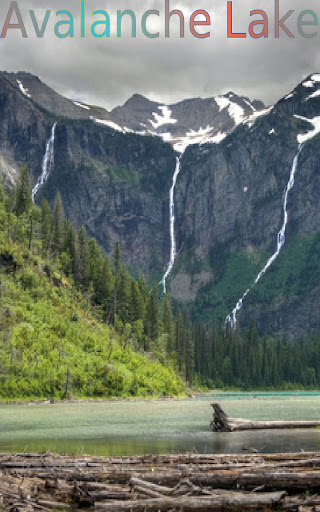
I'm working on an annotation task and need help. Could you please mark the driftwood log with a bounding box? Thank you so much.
[211,403,320,432]
[1,452,320,510]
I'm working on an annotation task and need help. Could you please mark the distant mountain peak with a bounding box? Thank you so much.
[124,93,159,109]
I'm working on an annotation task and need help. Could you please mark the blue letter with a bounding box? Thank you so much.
[55,10,74,38]
[117,10,136,38]
[81,0,85,37]
[142,10,159,38]
[29,10,51,38]
[297,10,318,38]
[91,10,110,38]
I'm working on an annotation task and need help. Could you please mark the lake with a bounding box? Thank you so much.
[0,392,320,456]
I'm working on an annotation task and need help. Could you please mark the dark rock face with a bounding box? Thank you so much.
[1,70,320,339]
[0,74,53,186]
[3,71,110,121]
[46,121,176,276]
[172,75,320,337]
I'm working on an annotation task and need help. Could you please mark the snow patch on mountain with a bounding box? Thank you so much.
[73,101,90,110]
[243,98,256,111]
[215,97,230,111]
[16,79,31,98]
[215,95,254,127]
[245,107,274,128]
[228,102,245,125]
[306,90,320,101]
[285,93,294,100]
[302,74,320,88]
[92,118,124,132]
[172,126,227,153]
[295,115,320,143]
[150,106,177,129]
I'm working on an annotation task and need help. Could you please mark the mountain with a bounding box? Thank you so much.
[109,92,264,151]
[1,71,265,151]
[0,70,320,340]
[173,74,320,336]
[3,71,110,121]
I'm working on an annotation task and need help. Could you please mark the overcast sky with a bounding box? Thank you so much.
[0,0,319,109]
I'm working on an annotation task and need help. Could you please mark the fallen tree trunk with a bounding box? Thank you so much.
[1,452,320,510]
[95,491,287,511]
[211,403,320,431]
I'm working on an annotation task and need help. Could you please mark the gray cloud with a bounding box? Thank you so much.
[0,0,319,109]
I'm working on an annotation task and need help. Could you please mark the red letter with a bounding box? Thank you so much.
[190,10,211,39]
[227,1,246,38]
[1,1,27,38]
[249,9,268,38]
[275,0,294,38]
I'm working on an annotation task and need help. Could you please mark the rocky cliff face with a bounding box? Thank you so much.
[173,74,320,337]
[1,70,320,339]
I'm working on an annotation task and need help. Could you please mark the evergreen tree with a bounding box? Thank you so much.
[77,226,89,285]
[95,255,114,313]
[137,277,148,310]
[113,241,122,275]
[175,311,185,374]
[15,165,32,216]
[85,238,104,291]
[65,223,80,280]
[28,206,40,251]
[130,280,144,323]
[145,285,160,344]
[117,267,131,324]
[162,294,175,356]
[52,192,65,254]
[185,329,195,383]
[41,199,52,255]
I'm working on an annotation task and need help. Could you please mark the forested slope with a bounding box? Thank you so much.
[0,170,185,399]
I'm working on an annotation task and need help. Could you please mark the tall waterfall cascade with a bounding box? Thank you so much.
[160,156,182,294]
[226,144,303,329]
[32,123,57,203]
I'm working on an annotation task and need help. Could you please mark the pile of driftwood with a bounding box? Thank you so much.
[211,403,320,432]
[1,452,320,511]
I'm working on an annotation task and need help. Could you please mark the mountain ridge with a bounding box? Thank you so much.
[0,70,265,152]
[1,70,320,339]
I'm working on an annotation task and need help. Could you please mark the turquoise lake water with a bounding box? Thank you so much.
[0,392,319,455]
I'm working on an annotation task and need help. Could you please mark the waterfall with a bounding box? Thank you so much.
[226,144,303,329]
[32,123,57,203]
[160,155,182,294]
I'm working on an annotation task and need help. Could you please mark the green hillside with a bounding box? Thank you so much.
[0,172,184,400]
